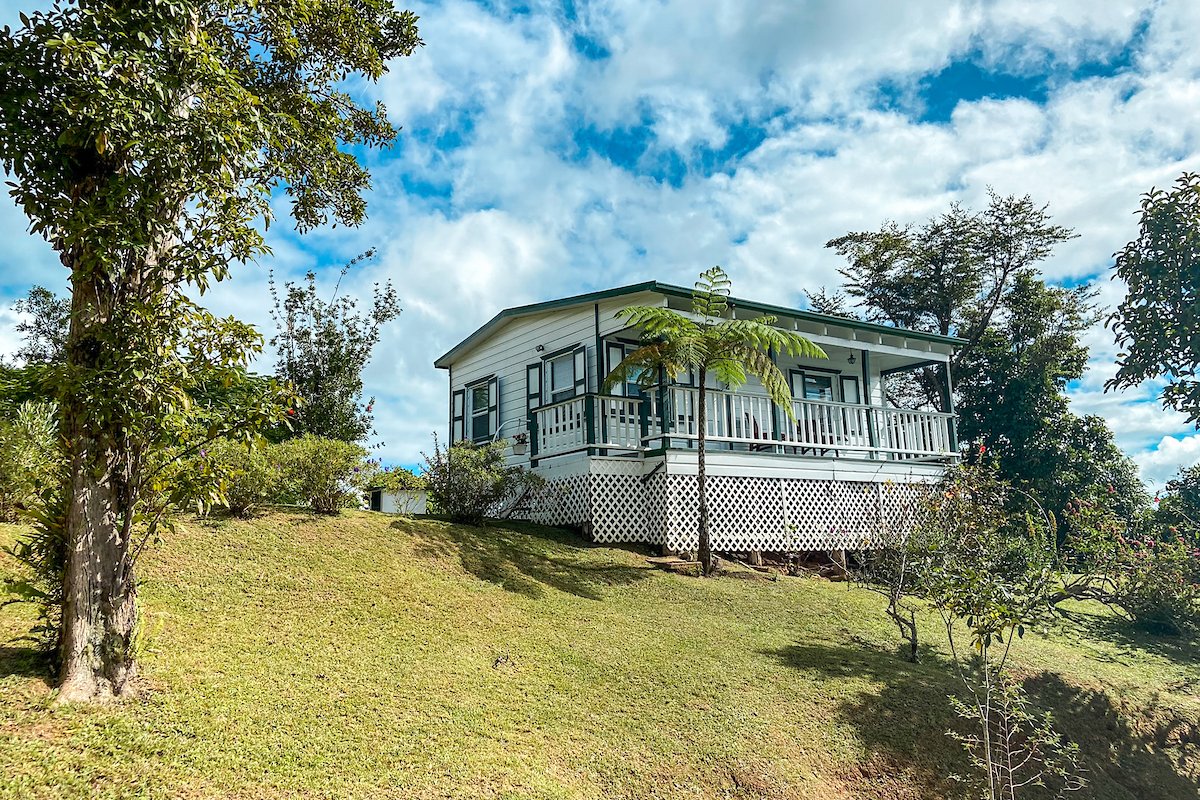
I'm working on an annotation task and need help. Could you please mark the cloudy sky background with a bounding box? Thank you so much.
[0,0,1198,485]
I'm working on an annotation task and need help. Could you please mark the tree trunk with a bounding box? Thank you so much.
[696,368,712,575]
[56,278,139,702]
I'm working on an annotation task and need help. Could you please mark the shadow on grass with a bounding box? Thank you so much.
[0,643,49,680]
[765,641,1200,800]
[397,518,650,601]
[764,642,966,798]
[1054,607,1198,671]
[1028,672,1200,799]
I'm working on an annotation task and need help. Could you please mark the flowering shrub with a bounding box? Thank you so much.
[1061,498,1200,635]
[1115,532,1200,634]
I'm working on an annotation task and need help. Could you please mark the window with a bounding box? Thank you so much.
[470,384,491,442]
[606,341,647,397]
[791,370,837,402]
[548,352,574,403]
[840,376,861,404]
[802,373,834,401]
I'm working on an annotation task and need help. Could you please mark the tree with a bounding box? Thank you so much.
[1109,172,1200,425]
[954,274,1147,522]
[603,267,826,574]
[911,466,1084,799]
[269,251,400,443]
[12,286,70,365]
[824,195,1138,522]
[0,2,420,701]
[825,191,1075,410]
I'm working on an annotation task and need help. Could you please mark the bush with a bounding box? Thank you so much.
[422,436,542,525]
[203,438,278,517]
[274,434,369,513]
[1061,498,1200,636]
[0,402,60,523]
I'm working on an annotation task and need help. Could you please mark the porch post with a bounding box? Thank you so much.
[862,348,880,459]
[528,408,539,466]
[584,393,597,454]
[942,361,958,452]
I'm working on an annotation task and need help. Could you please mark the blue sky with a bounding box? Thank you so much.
[1,0,1198,486]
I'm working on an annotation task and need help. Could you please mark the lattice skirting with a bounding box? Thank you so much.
[527,465,930,551]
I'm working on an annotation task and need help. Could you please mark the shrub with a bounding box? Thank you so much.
[274,434,369,513]
[1061,498,1200,636]
[203,438,278,517]
[0,402,60,523]
[422,436,542,525]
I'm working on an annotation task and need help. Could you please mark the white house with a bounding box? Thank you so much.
[434,281,961,554]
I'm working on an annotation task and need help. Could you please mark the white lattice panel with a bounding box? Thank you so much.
[661,475,934,553]
[529,459,936,554]
[527,475,588,528]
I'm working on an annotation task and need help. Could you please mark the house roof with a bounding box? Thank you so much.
[433,280,966,368]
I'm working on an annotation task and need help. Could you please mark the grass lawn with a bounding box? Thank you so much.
[1,510,1198,799]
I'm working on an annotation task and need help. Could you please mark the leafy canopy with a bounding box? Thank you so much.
[604,266,826,413]
[1109,171,1200,425]
[269,250,401,444]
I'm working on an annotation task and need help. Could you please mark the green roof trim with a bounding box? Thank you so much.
[433,280,965,368]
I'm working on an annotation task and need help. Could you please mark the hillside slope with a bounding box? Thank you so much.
[1,511,1197,799]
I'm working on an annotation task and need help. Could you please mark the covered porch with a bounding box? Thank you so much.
[528,384,956,464]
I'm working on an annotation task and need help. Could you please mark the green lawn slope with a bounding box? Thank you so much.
[1,511,1197,799]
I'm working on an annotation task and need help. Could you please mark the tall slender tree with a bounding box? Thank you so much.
[604,267,825,574]
[0,2,420,701]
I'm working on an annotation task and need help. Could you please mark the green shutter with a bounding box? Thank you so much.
[526,362,541,412]
[573,344,587,396]
[487,376,499,439]
[451,388,466,443]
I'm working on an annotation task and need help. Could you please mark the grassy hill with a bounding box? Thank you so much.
[1,511,1197,799]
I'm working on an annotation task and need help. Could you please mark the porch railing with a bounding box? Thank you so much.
[528,387,955,462]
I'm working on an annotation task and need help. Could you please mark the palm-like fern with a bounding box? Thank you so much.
[604,267,827,573]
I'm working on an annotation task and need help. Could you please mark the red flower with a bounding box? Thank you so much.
[978,444,987,455]
[287,409,296,417]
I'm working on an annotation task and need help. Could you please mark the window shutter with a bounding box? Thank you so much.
[487,376,499,437]
[605,341,626,395]
[451,388,466,443]
[573,344,588,396]
[526,362,541,412]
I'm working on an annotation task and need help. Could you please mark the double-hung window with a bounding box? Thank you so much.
[470,384,491,442]
[548,352,575,404]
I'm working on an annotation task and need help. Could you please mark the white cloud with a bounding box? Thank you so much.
[1135,433,1200,489]
[1,0,1199,473]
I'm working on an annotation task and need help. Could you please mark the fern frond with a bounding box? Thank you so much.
[692,266,731,322]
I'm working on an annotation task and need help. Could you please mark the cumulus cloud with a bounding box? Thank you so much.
[1,0,1198,470]
[1135,433,1200,489]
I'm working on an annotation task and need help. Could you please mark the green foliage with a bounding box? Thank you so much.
[1062,497,1199,636]
[12,286,69,365]
[269,252,401,443]
[0,402,64,655]
[197,439,278,518]
[0,402,60,523]
[905,465,1083,799]
[0,1,419,689]
[604,267,825,573]
[373,464,426,492]
[913,465,1061,651]
[422,437,543,526]
[1109,172,1200,425]
[274,435,370,514]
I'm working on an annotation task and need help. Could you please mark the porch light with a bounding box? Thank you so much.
[847,353,857,365]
